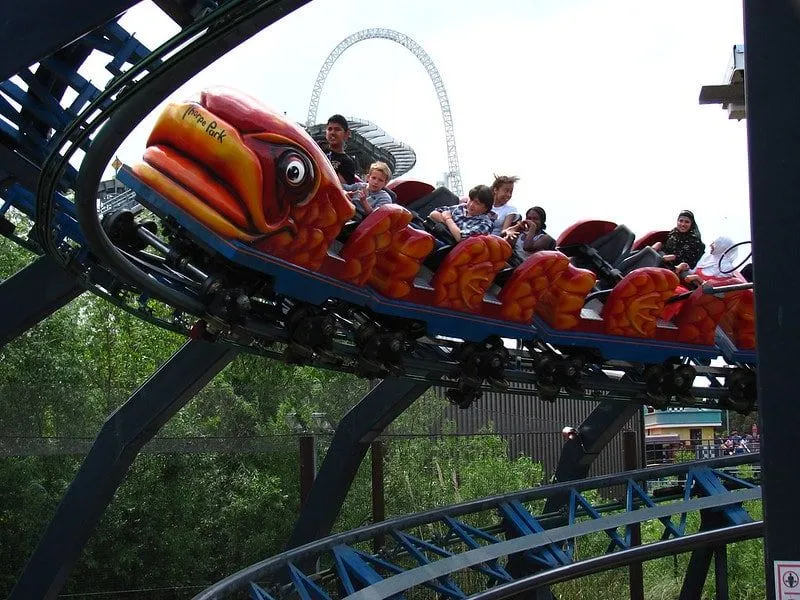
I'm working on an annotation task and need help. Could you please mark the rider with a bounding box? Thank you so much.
[343,161,393,220]
[429,184,494,243]
[489,175,520,236]
[503,206,556,263]
[322,114,358,185]
[655,209,705,273]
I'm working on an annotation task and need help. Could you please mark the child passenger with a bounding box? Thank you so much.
[429,184,494,242]
[343,161,393,220]
[489,175,520,236]
[502,206,556,263]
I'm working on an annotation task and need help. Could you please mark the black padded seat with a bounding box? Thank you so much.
[617,246,664,276]
[593,224,635,267]
[336,219,361,244]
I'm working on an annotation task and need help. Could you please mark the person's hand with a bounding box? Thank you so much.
[652,242,663,252]
[675,262,690,273]
[661,253,676,263]
[683,273,701,284]
[429,211,445,223]
[442,210,452,221]
[504,230,520,243]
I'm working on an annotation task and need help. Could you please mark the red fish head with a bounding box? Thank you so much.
[134,87,354,269]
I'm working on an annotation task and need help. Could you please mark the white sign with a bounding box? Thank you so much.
[775,561,800,599]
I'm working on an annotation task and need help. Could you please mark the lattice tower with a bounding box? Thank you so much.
[306,28,463,195]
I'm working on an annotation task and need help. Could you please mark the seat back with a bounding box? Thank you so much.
[387,179,435,207]
[617,246,663,276]
[632,230,668,251]
[592,224,635,267]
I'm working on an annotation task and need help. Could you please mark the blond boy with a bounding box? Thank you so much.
[343,161,393,219]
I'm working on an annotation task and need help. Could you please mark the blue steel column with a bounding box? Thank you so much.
[287,378,430,549]
[744,0,800,597]
[10,340,238,600]
[0,0,139,81]
[0,255,83,346]
[543,399,640,513]
[743,1,800,597]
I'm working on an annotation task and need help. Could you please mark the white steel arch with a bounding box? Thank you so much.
[307,28,463,195]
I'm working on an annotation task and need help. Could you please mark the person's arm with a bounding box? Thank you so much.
[523,232,555,253]
[502,221,525,243]
[442,211,463,241]
[500,213,517,233]
[358,190,372,215]
[429,209,446,223]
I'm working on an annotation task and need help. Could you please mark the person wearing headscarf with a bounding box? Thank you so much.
[503,206,556,264]
[691,236,738,280]
[660,209,705,270]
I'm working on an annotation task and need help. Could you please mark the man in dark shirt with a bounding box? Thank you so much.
[324,114,357,185]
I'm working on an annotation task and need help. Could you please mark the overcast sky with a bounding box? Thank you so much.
[109,0,748,247]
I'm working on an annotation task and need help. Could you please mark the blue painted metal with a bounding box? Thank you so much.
[443,517,513,583]
[391,531,465,598]
[743,1,800,596]
[288,563,332,600]
[544,399,641,514]
[249,583,276,600]
[625,479,682,542]
[0,0,140,81]
[467,524,762,600]
[193,456,761,600]
[0,255,83,346]
[287,378,431,549]
[118,167,748,365]
[10,340,238,600]
[0,3,770,597]
[567,489,627,552]
[332,545,384,594]
[499,500,571,568]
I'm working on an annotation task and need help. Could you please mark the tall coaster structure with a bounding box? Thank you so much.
[0,1,792,599]
[306,28,463,195]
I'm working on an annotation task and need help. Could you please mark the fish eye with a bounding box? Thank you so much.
[279,152,312,187]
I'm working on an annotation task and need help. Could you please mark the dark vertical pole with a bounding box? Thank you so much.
[623,430,644,600]
[544,399,640,513]
[298,435,316,507]
[744,1,800,597]
[371,440,386,553]
[287,379,430,549]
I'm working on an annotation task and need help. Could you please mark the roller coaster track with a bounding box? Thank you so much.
[0,3,770,600]
[195,454,762,599]
[0,0,758,411]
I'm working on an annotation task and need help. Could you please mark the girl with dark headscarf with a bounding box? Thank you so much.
[503,206,556,264]
[661,209,705,269]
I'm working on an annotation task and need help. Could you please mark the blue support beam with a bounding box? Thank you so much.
[10,340,238,600]
[286,378,430,549]
[0,0,140,81]
[0,255,83,346]
[544,399,641,513]
[743,1,800,596]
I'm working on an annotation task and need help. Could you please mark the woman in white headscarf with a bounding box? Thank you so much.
[661,236,739,321]
[687,236,738,281]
